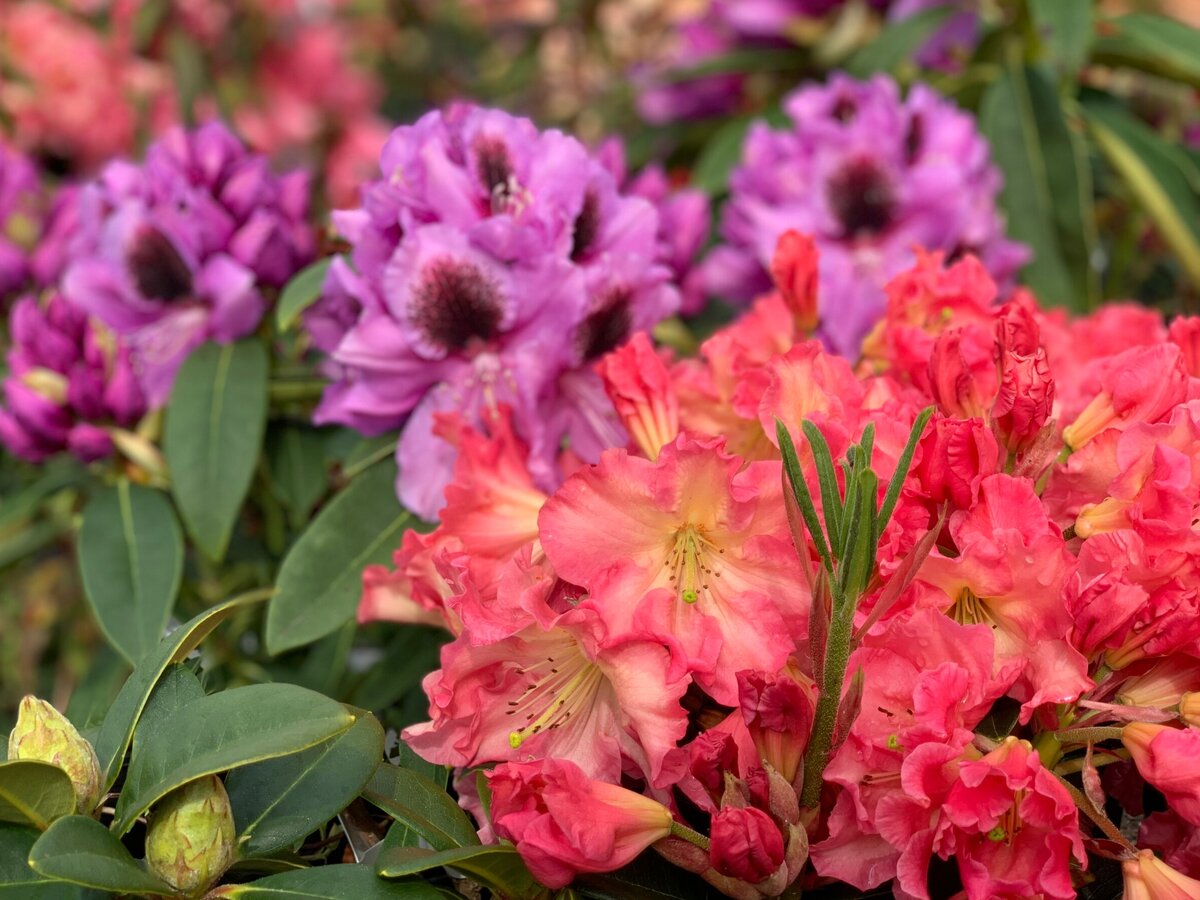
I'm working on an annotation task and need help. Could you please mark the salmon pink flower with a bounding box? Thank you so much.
[940,738,1085,900]
[1062,344,1190,450]
[914,415,1000,511]
[737,668,816,785]
[403,602,688,788]
[597,332,679,460]
[1123,850,1200,900]
[1169,316,1200,377]
[1123,724,1200,824]
[539,434,808,703]
[769,230,820,334]
[487,757,675,889]
[992,300,1055,453]
[918,474,1090,719]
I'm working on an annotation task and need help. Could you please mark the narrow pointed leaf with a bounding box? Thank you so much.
[799,421,842,553]
[28,816,174,895]
[78,481,183,664]
[875,407,934,542]
[775,420,833,574]
[113,684,355,835]
[0,763,75,830]
[845,5,954,77]
[94,590,271,792]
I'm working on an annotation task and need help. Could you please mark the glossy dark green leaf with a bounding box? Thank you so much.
[844,5,954,77]
[77,480,183,664]
[1092,13,1200,87]
[576,852,722,900]
[266,459,427,654]
[347,625,445,713]
[227,712,384,857]
[275,259,332,331]
[28,816,174,895]
[164,339,268,561]
[64,647,129,732]
[376,845,542,900]
[1029,0,1093,76]
[980,64,1095,308]
[131,665,205,758]
[1084,98,1200,288]
[113,684,355,835]
[361,763,478,852]
[266,426,329,528]
[0,763,75,830]
[339,433,399,480]
[217,864,447,899]
[94,591,270,792]
[0,823,99,898]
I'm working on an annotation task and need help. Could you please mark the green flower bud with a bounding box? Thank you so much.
[7,696,102,814]
[145,776,236,897]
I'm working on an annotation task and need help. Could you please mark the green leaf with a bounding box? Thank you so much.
[376,845,542,900]
[339,433,399,480]
[844,5,954,78]
[94,590,271,793]
[227,712,384,857]
[266,426,330,528]
[576,852,722,900]
[980,63,1096,308]
[691,116,754,197]
[215,864,447,899]
[77,481,183,665]
[362,763,478,852]
[1084,98,1200,288]
[113,684,355,835]
[774,420,834,574]
[266,459,428,654]
[28,816,174,895]
[164,339,268,561]
[1028,0,1094,76]
[0,823,99,899]
[800,422,842,559]
[662,47,800,82]
[132,665,205,758]
[276,259,333,331]
[875,406,933,542]
[1092,13,1200,88]
[0,763,75,830]
[347,626,445,713]
[64,647,129,732]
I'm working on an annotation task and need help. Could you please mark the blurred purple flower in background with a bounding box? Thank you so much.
[0,142,40,298]
[62,121,314,406]
[308,104,689,518]
[702,73,1027,355]
[0,294,147,463]
[633,0,978,124]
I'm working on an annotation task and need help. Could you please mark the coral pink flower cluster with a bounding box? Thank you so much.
[364,233,1200,898]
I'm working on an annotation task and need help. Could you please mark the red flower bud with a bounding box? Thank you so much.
[769,230,819,333]
[710,806,785,884]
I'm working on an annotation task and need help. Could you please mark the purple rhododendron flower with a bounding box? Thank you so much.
[0,142,40,299]
[61,121,314,406]
[0,294,147,463]
[308,103,681,519]
[702,73,1027,355]
[888,0,981,71]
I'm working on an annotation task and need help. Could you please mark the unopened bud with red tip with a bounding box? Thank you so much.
[145,775,236,897]
[745,764,800,827]
[737,668,816,786]
[688,731,740,801]
[7,696,102,814]
[769,230,819,333]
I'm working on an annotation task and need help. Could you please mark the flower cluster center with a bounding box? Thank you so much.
[411,258,504,353]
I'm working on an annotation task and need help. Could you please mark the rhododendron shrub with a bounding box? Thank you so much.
[362,235,1200,898]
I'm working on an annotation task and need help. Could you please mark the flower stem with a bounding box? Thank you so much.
[801,593,854,809]
[1053,726,1125,745]
[1054,749,1130,775]
[669,819,711,852]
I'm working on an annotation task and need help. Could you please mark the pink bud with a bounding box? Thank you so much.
[709,806,785,884]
